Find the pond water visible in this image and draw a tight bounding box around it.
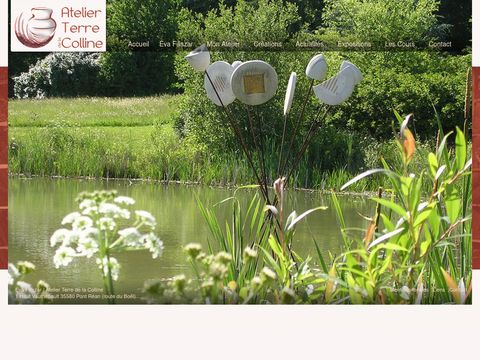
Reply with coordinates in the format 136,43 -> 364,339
9,178 -> 372,303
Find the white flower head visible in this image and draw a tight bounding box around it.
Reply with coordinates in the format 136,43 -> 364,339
79,199 -> 96,210
261,267 -> 277,281
72,216 -> 93,230
66,229 -> 83,247
16,261 -> 36,275
82,205 -> 99,217
244,246 -> 258,260
114,196 -> 135,206
76,231 -> 99,258
118,227 -> 142,247
61,212 -> 81,225
8,263 -> 20,285
99,202 -> 130,219
50,228 -> 72,247
53,246 -> 76,269
184,243 -> 202,258
98,217 -> 116,232
135,210 -> 156,228
141,233 -> 164,259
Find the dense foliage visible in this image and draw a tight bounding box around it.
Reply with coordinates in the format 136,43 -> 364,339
13,53 -> 101,98
100,0 -> 180,95
173,0 -> 471,166
321,0 -> 442,43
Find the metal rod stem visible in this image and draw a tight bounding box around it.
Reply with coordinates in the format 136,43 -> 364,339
205,71 -> 270,203
256,108 -> 269,198
285,106 -> 331,185
246,105 -> 269,200
279,79 -> 314,176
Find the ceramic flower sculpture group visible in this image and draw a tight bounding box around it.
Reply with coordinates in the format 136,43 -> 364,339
185,44 -> 363,203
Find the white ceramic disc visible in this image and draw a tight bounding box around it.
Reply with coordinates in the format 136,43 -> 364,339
185,44 -> 210,72
306,54 -> 328,81
340,60 -> 363,85
231,60 -> 278,106
284,72 -> 297,116
204,61 -> 236,106
313,67 -> 356,106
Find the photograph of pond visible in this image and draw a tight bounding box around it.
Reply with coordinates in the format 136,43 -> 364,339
7,0 -> 472,304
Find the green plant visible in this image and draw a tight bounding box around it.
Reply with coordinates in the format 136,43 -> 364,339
329,113 -> 472,304
49,190 -> 163,304
8,261 -> 51,304
196,187 -> 271,288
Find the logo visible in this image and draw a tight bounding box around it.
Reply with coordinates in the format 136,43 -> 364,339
11,1 -> 106,52
14,7 -> 57,48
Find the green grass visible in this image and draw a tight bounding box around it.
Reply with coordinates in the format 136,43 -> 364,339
8,96 -> 469,194
11,126 -> 152,151
8,96 -> 176,127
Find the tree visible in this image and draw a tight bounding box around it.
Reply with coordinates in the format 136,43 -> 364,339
438,0 -> 471,51
101,0 -> 181,95
321,0 -> 441,43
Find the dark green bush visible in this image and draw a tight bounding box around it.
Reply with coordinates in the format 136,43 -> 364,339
327,52 -> 471,140
100,0 -> 180,96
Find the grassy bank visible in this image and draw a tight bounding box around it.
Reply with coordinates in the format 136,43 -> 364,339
9,96 -> 176,127
8,96 -> 469,193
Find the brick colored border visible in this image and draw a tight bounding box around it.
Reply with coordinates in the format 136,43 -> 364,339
473,67 -> 480,269
0,67 -> 6,269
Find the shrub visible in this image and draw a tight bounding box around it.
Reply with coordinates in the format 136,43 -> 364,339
13,53 -> 101,98
327,52 -> 471,140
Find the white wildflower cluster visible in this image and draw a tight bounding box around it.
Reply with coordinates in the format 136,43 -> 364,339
50,191 -> 163,282
8,263 -> 20,286
8,262 -> 50,304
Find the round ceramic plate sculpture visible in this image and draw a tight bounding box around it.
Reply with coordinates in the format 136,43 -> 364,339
204,61 -> 236,106
231,60 -> 278,106
340,61 -> 363,85
305,54 -> 328,81
313,66 -> 356,106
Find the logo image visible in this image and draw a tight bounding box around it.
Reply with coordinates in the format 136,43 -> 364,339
14,7 -> 57,48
